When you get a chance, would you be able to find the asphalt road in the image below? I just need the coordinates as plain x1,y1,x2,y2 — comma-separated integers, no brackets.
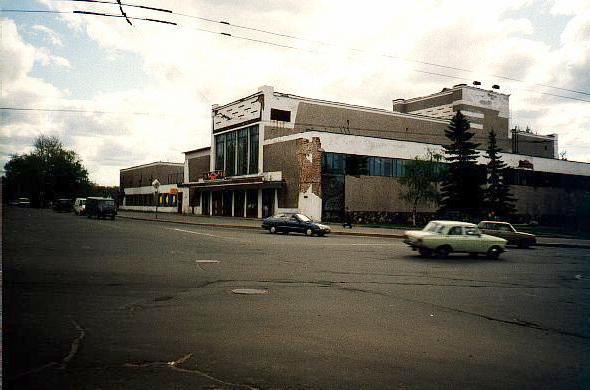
4,207,590,389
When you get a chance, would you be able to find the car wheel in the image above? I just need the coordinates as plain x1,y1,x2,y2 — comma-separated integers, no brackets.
435,246,451,259
305,228,313,236
487,246,502,259
418,248,432,257
270,226,277,234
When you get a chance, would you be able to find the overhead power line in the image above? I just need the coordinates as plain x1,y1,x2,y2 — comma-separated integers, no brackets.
0,107,155,115
51,0,590,98
5,5,590,103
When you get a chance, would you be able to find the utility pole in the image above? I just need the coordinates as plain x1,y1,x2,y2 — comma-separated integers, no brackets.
152,179,160,219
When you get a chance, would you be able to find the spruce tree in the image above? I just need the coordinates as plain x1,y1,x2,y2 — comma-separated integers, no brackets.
439,111,484,219
484,129,515,218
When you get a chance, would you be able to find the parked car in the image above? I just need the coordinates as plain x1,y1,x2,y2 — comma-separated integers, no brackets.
477,221,536,248
86,197,116,220
404,220,507,259
53,198,73,212
261,213,331,236
73,198,87,216
16,197,31,207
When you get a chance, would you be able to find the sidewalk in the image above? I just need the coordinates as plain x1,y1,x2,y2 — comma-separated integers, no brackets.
117,211,590,249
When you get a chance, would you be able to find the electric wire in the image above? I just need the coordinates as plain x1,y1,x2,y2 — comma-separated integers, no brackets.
4,7,590,103
47,0,590,97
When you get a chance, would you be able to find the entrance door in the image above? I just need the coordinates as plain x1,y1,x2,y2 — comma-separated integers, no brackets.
212,191,222,216
246,189,258,218
177,192,183,213
202,191,210,215
262,189,274,218
234,190,245,217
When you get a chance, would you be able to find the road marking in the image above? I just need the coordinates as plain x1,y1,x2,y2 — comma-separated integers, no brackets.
196,260,220,264
320,243,404,246
232,288,268,295
168,227,241,240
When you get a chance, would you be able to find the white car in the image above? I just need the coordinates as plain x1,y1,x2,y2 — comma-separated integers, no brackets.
73,198,87,216
404,220,507,259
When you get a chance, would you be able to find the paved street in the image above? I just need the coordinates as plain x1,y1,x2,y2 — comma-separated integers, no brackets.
4,207,590,389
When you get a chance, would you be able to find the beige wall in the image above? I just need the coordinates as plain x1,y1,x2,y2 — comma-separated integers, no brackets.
511,185,587,216
263,140,300,208
344,175,438,213
188,155,210,182
120,164,183,190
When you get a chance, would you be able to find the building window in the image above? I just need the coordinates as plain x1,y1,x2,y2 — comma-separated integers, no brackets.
237,127,248,176
249,125,259,174
225,131,236,176
215,133,225,171
214,125,259,177
270,108,291,122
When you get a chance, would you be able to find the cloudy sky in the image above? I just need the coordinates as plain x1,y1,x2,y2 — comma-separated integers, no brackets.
2,0,590,185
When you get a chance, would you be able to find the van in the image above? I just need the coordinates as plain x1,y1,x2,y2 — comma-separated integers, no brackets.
73,198,87,216
86,197,117,220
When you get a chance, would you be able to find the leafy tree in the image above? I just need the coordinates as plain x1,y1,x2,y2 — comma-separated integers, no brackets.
484,129,515,218
399,149,444,226
4,135,90,207
439,111,484,219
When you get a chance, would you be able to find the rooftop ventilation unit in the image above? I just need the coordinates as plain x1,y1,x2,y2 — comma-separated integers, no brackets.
492,84,500,89
473,81,481,86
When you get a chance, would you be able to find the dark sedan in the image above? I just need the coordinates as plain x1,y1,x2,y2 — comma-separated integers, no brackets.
261,213,331,236
478,221,536,248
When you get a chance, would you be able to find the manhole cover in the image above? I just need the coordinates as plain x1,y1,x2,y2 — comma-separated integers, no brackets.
196,260,220,264
231,288,268,295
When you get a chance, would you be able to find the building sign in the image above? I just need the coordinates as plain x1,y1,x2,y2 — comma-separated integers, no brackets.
213,94,263,133
206,170,225,180
518,160,534,170
170,188,178,194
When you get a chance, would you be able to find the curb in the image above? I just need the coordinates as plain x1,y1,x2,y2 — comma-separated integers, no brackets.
117,215,590,248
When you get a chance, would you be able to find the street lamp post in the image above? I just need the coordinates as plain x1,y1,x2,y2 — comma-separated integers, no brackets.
152,179,160,220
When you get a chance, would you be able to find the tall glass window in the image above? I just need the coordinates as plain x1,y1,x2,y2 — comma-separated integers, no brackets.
249,126,259,174
237,128,248,175
215,134,225,171
225,131,236,176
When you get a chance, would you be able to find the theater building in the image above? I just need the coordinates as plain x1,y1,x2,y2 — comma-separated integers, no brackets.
175,84,590,224
120,161,184,213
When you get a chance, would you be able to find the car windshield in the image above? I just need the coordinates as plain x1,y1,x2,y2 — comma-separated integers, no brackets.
423,222,443,233
295,214,311,222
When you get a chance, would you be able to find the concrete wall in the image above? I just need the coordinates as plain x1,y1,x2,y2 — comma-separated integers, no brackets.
513,133,557,159
263,140,299,208
511,185,587,217
188,155,210,182
120,163,183,190
345,175,437,213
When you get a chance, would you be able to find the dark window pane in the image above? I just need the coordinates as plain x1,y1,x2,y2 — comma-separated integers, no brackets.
270,109,291,122
249,125,259,174
225,131,236,176
237,128,248,175
215,134,225,171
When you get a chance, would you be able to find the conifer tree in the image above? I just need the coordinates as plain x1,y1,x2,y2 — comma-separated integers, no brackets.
484,128,515,218
439,111,484,219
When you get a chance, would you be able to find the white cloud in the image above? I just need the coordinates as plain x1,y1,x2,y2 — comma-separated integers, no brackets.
4,0,590,184
32,24,64,46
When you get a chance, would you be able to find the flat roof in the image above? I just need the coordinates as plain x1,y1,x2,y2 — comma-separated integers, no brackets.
120,161,184,172
183,146,211,154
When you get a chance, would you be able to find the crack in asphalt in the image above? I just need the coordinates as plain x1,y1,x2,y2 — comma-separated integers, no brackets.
334,285,590,340
124,353,258,389
190,279,590,340
9,319,86,381
318,270,575,289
